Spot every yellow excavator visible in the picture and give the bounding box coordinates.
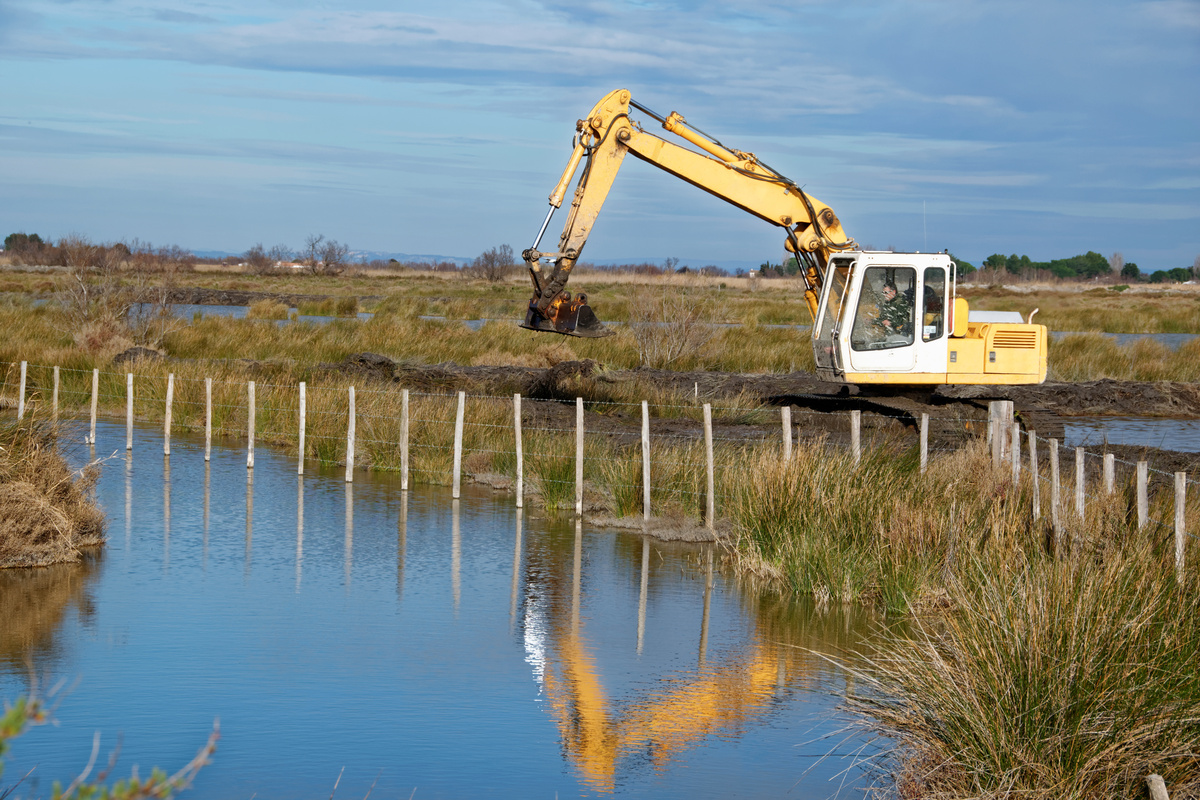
[521,89,1047,386]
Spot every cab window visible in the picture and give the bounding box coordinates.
[850,267,916,351]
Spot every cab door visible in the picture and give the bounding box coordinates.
[912,265,949,375]
[846,265,917,373]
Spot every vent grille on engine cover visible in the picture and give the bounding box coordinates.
[992,330,1038,349]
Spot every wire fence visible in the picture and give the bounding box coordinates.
[1,360,1196,560]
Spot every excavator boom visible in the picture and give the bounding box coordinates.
[520,89,855,336]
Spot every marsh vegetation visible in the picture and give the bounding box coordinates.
[1,261,1197,799]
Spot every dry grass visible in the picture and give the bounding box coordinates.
[964,284,1200,334]
[851,546,1200,799]
[1049,333,1200,382]
[0,418,105,567]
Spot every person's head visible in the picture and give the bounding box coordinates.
[883,282,897,300]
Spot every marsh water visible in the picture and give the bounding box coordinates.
[0,422,884,799]
[1063,416,1200,453]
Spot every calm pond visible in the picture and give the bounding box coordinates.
[0,422,885,799]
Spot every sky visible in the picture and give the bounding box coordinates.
[1,0,1197,271]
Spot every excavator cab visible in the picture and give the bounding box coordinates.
[813,251,1047,385]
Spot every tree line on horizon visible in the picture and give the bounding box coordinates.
[981,250,1200,284]
[4,231,1198,285]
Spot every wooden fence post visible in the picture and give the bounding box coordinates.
[204,378,213,462]
[575,397,584,517]
[781,406,792,462]
[17,361,25,420]
[247,380,255,470]
[919,412,929,474]
[345,385,355,483]
[988,401,999,467]
[1075,446,1085,520]
[452,390,465,499]
[1010,421,1021,484]
[514,393,523,508]
[641,400,651,521]
[850,409,861,464]
[52,366,59,419]
[1050,439,1061,553]
[126,372,134,451]
[704,402,715,531]
[1176,472,1187,584]
[1137,461,1148,530]
[1145,774,1171,800]
[989,401,1014,467]
[1104,453,1115,495]
[164,373,174,456]
[1029,431,1040,522]
[88,369,99,445]
[297,382,305,474]
[400,389,410,491]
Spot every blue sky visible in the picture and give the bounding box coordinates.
[1,0,1197,270]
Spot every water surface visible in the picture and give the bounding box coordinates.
[0,422,883,798]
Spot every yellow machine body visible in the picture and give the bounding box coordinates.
[522,90,1047,386]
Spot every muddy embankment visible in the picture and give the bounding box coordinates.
[319,353,1200,480]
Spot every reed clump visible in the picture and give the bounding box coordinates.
[850,547,1200,799]
[0,418,105,567]
[245,299,290,320]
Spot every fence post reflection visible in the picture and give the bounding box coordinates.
[451,499,461,612]
[163,454,171,570]
[637,537,649,655]
[296,474,304,592]
[203,461,210,568]
[699,547,713,669]
[510,507,523,631]
[245,470,253,572]
[344,481,353,588]
[397,491,407,600]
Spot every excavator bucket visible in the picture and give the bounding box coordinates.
[520,292,613,338]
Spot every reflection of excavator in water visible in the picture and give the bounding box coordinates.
[521,535,829,793]
[521,89,1047,387]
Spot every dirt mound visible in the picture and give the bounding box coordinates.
[111,346,165,367]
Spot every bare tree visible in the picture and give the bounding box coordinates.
[300,234,350,275]
[627,288,716,369]
[303,234,325,275]
[268,244,292,268]
[245,243,274,275]
[319,239,351,275]
[470,244,515,282]
[1193,254,1200,281]
[1109,252,1124,275]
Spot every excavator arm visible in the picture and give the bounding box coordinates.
[521,89,857,336]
